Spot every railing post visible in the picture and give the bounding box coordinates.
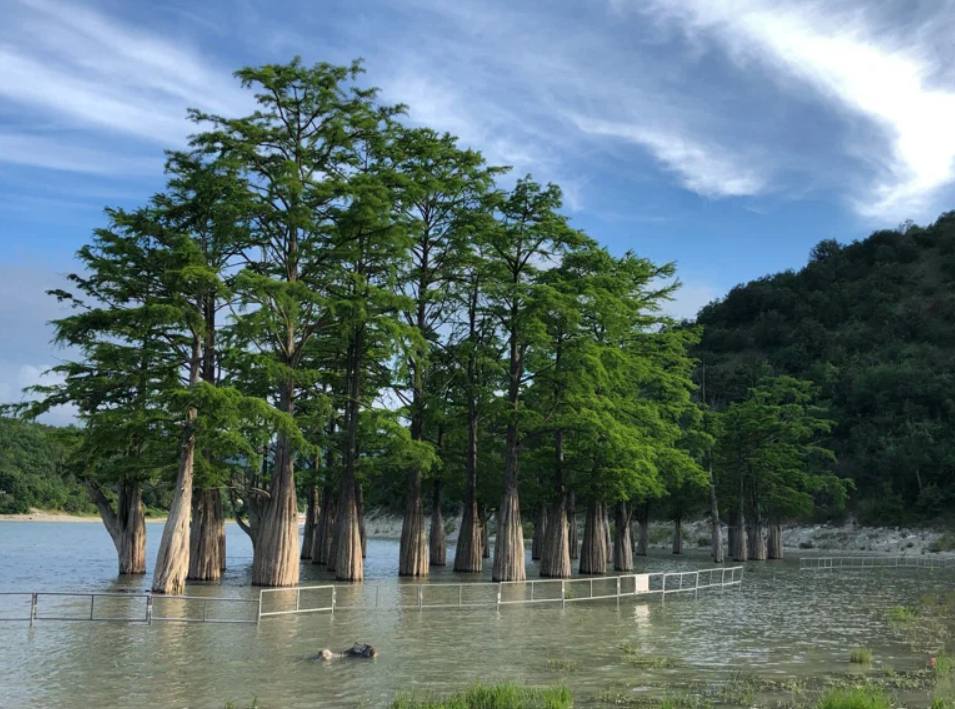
[590,578,594,599]
[296,588,301,612]
[256,592,262,625]
[202,599,208,622]
[616,577,621,607]
[90,594,95,620]
[694,571,699,598]
[331,586,337,616]
[417,585,423,611]
[30,593,37,627]
[530,582,535,602]
[496,584,501,608]
[146,595,153,625]
[561,581,566,608]
[458,585,463,607]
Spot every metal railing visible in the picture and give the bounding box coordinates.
[0,591,259,625]
[256,566,744,619]
[799,555,955,572]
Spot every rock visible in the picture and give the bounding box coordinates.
[317,649,335,661]
[345,642,378,658]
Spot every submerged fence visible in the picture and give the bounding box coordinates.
[1,566,744,626]
[0,591,259,625]
[256,566,745,620]
[799,555,955,572]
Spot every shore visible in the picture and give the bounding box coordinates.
[3,508,950,556]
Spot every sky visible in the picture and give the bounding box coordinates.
[3,0,955,423]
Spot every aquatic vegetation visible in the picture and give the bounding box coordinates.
[886,605,919,623]
[391,682,573,709]
[545,658,580,674]
[817,687,891,709]
[619,645,678,668]
[849,648,873,664]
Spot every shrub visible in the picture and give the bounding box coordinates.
[799,541,815,550]
[818,687,891,709]
[886,605,919,623]
[849,648,873,664]
[696,536,709,547]
[444,520,457,535]
[929,533,955,553]
[391,682,573,709]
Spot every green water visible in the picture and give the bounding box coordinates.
[0,522,950,708]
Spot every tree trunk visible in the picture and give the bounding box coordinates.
[335,330,364,582]
[708,461,724,563]
[531,505,547,561]
[357,479,367,559]
[251,425,300,586]
[567,492,578,560]
[90,482,146,575]
[728,511,738,559]
[768,522,783,560]
[539,496,570,578]
[399,471,428,576]
[153,352,200,595]
[429,482,446,566]
[613,502,633,571]
[635,503,649,556]
[312,482,336,565]
[188,488,224,581]
[326,492,341,573]
[672,515,683,555]
[301,483,319,560]
[579,499,607,575]
[492,418,525,581]
[602,501,612,562]
[454,411,481,572]
[748,488,767,561]
[732,484,748,562]
[479,504,491,559]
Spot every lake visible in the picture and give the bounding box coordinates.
[0,521,950,708]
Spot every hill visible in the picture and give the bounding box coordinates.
[696,213,955,524]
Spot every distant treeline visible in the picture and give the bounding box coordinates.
[696,213,955,525]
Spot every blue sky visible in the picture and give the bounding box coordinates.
[3,0,955,422]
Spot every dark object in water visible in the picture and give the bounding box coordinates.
[317,643,378,660]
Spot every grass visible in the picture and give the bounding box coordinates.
[886,605,919,623]
[849,648,873,664]
[390,682,572,709]
[929,533,955,553]
[545,658,580,674]
[818,687,891,709]
[619,644,679,668]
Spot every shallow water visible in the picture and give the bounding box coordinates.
[0,522,951,708]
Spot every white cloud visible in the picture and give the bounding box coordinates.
[0,363,77,426]
[571,116,766,198]
[633,0,955,220]
[0,134,161,176]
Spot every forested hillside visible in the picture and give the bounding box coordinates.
[0,418,92,514]
[696,213,955,523]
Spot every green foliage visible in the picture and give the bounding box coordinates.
[849,648,873,664]
[817,687,891,709]
[0,418,92,514]
[390,682,572,709]
[930,533,955,553]
[697,214,955,520]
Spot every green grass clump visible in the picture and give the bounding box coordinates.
[817,687,891,709]
[886,605,919,623]
[849,648,874,664]
[391,682,572,709]
[546,658,579,674]
[929,533,955,553]
[932,698,955,709]
[934,651,954,676]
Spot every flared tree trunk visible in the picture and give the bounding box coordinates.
[748,489,767,561]
[335,331,364,582]
[301,483,319,560]
[188,488,224,581]
[531,505,547,561]
[492,415,525,582]
[768,521,783,560]
[708,460,724,563]
[480,505,491,559]
[153,352,201,595]
[429,482,446,566]
[602,501,612,562]
[672,515,683,555]
[90,482,146,575]
[326,492,341,573]
[453,407,481,572]
[252,425,300,586]
[635,503,649,556]
[613,502,633,572]
[312,482,335,565]
[540,496,570,578]
[579,499,607,574]
[567,493,579,560]
[399,469,428,576]
[357,479,367,559]
[732,485,748,562]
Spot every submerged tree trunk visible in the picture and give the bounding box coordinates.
[531,505,547,561]
[153,352,201,595]
[728,511,738,559]
[708,461,724,563]
[602,501,612,563]
[492,416,525,581]
[429,482,446,566]
[732,483,748,562]
[326,492,341,573]
[312,482,335,565]
[567,492,579,560]
[335,330,365,582]
[672,515,683,555]
[90,482,146,575]
[252,425,300,586]
[748,488,767,561]
[613,502,633,572]
[188,488,224,581]
[480,505,491,559]
[768,522,783,560]
[580,499,607,575]
[357,479,367,559]
[635,503,649,556]
[301,483,319,560]
[454,408,481,572]
[399,468,428,576]
[540,496,570,578]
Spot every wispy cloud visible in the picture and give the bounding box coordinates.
[571,116,767,198]
[632,0,955,220]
